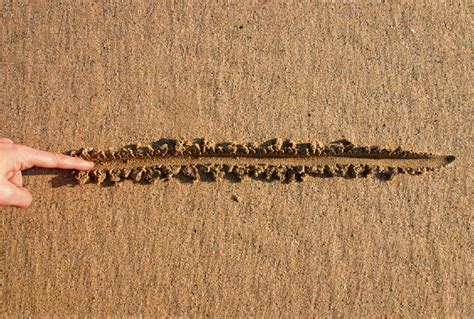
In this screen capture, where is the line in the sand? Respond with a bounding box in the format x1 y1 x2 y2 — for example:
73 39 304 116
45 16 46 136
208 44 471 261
94 155 454 170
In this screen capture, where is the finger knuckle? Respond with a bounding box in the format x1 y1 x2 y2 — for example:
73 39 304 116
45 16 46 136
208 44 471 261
54 152 66 161
10 144 24 153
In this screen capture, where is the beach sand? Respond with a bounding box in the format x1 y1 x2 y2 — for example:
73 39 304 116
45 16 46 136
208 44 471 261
1 1 471 316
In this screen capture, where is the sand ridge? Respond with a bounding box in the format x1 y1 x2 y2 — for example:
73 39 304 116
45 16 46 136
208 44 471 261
68 138 455 184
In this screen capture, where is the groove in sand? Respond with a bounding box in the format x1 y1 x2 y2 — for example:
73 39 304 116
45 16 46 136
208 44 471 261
68 138 455 184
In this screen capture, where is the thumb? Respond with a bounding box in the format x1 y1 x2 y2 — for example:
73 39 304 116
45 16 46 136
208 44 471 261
0 182 33 208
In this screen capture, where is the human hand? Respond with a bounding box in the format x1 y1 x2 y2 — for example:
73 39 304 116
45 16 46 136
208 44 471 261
0 138 94 208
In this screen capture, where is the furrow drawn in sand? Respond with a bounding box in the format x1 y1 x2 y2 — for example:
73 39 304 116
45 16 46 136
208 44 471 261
68 138 455 184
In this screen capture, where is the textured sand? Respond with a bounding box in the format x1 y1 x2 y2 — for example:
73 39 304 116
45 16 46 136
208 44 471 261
1 1 471 317
70 139 455 184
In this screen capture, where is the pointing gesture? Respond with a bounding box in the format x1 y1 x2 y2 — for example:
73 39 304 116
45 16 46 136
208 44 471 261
0 138 94 208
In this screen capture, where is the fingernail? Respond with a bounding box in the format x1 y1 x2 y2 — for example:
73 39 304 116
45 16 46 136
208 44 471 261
81 160 94 168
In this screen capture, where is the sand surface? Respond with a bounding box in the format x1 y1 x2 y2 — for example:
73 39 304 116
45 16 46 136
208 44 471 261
1 1 471 317
69 139 455 184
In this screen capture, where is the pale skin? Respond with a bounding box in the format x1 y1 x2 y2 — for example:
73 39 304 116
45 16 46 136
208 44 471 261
0 138 94 208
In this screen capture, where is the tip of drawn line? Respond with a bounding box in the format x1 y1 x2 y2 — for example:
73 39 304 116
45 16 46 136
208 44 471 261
445 155 456 164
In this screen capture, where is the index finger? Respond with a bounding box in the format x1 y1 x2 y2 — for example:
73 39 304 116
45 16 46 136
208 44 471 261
20 146 94 171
